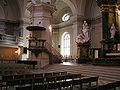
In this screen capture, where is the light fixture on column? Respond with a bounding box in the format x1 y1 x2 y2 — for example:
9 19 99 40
15 48 21 55
49 25 52 32
118 7 120 15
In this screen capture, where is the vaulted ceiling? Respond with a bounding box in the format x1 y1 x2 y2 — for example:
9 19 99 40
0 0 101 23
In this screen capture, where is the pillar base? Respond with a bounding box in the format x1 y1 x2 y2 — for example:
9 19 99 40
77 41 91 59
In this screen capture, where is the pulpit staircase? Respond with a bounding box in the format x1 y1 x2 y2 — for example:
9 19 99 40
28 39 62 65
44 42 63 64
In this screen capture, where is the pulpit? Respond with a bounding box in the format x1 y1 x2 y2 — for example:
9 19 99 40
26 1 55 68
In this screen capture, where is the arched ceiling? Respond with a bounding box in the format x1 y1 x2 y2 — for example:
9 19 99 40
0 0 101 22
62 0 77 15
51 0 85 16
17 0 28 19
0 0 21 20
52 0 101 24
19 0 101 24
0 5 5 19
52 0 72 24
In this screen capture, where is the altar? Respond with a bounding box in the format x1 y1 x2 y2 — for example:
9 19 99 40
106 53 120 58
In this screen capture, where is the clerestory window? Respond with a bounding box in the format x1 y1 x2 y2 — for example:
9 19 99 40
62 13 70 22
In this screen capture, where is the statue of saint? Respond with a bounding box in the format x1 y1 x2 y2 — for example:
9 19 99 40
110 23 116 39
82 21 90 42
76 21 90 44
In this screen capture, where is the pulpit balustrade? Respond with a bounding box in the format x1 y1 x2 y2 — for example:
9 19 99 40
28 39 62 63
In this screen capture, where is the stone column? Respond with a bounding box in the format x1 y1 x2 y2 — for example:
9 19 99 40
0 20 5 35
72 21 79 58
26 1 55 68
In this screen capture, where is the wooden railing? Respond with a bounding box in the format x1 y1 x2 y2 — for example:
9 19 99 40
44 41 62 64
29 39 46 48
0 59 37 69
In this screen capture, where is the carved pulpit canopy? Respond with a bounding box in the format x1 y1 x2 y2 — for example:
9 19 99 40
26 26 46 31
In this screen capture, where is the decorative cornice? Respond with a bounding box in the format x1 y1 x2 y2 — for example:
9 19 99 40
96 0 117 7
52 21 73 29
96 0 118 12
52 15 77 29
23 18 30 24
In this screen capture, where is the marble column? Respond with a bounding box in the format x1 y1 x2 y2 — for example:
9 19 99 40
102 11 109 39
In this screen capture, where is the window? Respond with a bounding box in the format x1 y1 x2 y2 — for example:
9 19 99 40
61 32 70 57
62 13 70 22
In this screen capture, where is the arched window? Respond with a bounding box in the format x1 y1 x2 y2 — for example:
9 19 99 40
62 13 70 22
61 32 70 57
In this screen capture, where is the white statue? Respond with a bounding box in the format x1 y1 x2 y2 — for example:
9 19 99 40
82 21 90 42
31 0 36 4
76 21 90 44
110 23 116 39
76 33 85 44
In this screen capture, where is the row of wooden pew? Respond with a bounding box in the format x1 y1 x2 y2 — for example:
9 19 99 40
2 71 68 80
0 63 29 75
86 81 120 90
0 72 99 90
3 76 119 90
91 58 120 66
15 76 98 90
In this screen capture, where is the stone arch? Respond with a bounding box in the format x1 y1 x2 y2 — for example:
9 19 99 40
62 0 77 15
4 0 21 20
15 0 22 19
57 7 72 23
16 0 27 20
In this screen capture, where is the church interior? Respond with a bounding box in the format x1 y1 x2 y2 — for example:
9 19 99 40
0 0 120 90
